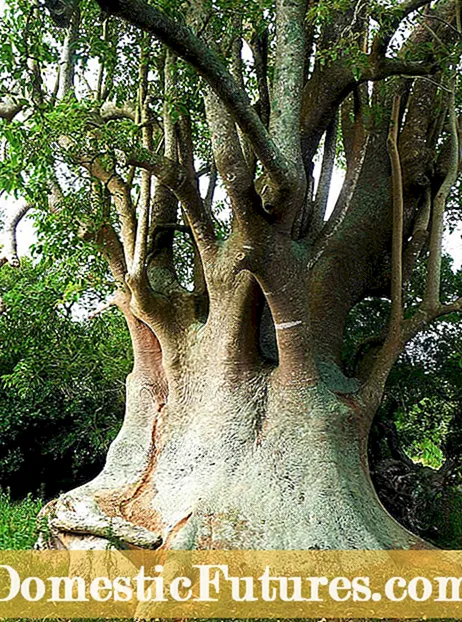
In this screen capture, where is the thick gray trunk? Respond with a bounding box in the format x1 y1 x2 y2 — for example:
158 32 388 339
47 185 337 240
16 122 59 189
40 366 427 551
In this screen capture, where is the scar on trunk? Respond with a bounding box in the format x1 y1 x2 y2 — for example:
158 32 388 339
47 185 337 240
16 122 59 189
275 320 303 329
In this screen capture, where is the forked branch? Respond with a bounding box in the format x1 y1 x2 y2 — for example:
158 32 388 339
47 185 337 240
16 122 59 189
94 0 294 191
360 90 460 413
359 96 406 414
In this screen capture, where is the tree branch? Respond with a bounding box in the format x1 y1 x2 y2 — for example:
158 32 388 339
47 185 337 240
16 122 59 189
204 88 260 227
58 132 137 267
128 151 216 260
94 0 294 191
270 0 308 169
402 187 431 285
423 91 459 310
132 36 153 280
58 4 80 99
308 90 368 266
359 97 406 416
0 202 31 268
387 95 404 330
371 0 435 56
249 29 270 128
311 112 338 237
204 160 217 214
99 101 137 122
0 96 24 122
360 92 459 415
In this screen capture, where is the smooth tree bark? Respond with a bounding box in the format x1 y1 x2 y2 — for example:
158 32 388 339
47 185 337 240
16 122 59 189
2 0 462 549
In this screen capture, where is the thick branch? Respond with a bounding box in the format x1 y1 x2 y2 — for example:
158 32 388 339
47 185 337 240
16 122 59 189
132 37 153 280
59 135 137 266
94 0 294 190
402 187 431 284
204 160 217 213
128 152 216 260
371 0 435 55
308 91 368 265
204 88 260 227
361 96 459 413
270 0 308 169
99 101 137 122
249 29 270 128
58 5 80 99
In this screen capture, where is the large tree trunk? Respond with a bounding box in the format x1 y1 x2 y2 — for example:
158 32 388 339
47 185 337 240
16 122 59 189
33 0 461 554
41 308 426 551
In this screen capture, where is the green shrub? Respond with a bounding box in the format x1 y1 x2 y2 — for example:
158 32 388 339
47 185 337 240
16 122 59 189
0 260 133 498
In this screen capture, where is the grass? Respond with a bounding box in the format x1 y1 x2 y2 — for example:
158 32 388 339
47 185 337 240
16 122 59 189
0 488 43 550
0 492 460 621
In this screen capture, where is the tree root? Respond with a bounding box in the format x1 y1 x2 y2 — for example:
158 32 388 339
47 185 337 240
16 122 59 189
36 493 163 550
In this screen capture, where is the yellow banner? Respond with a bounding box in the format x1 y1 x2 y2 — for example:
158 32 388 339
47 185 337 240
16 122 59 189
1 550 462 618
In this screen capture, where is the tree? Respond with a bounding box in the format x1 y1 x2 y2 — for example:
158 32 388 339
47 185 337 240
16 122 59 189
1 0 461 549
361 256 462 546
0 258 132 498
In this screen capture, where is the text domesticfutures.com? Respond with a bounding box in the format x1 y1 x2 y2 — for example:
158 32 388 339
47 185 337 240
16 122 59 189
1 564 462 604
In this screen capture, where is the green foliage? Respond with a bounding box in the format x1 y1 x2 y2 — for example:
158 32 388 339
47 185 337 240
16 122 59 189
0 489 43 550
429 488 462 549
347 288 462 472
344 253 462 544
0 259 132 497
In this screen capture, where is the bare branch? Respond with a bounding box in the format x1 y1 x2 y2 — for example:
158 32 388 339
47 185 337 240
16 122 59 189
359 98 411 411
249 29 270 128
96 18 109 101
204 88 260 226
402 187 431 284
99 223 127 285
387 95 404 329
88 297 116 319
58 4 80 99
270 0 308 170
424 91 459 310
365 57 437 81
132 37 153 280
0 202 31 268
128 151 216 260
204 160 217 214
360 92 459 414
308 91 368 266
99 101 137 122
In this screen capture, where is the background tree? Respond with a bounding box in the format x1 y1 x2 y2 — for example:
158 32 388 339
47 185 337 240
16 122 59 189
0 258 132 498
0 0 461 549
